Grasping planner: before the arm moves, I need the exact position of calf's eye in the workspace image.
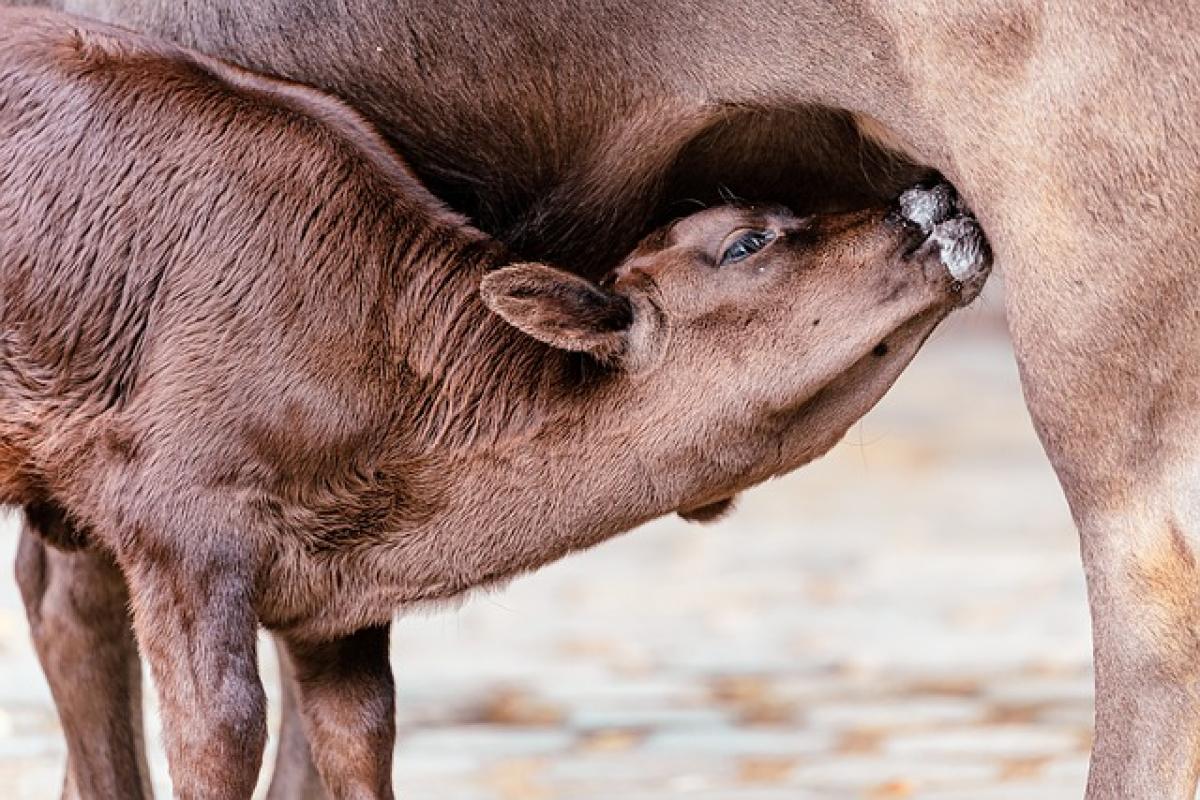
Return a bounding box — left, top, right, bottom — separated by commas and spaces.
720, 230, 775, 265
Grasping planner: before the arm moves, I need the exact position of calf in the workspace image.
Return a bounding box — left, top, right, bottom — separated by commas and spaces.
6, 1, 1200, 796
0, 8, 989, 798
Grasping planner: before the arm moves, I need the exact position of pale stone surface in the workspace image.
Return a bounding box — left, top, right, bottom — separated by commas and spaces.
884, 726, 1081, 759
0, 308, 1101, 798
790, 755, 997, 788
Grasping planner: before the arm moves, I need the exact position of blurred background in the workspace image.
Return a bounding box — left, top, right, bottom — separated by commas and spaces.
0, 279, 1093, 799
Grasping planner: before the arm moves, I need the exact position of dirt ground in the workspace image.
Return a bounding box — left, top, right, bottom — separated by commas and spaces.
0, 285, 1095, 799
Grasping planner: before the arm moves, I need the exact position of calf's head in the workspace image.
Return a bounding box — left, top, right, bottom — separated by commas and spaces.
480, 183, 989, 518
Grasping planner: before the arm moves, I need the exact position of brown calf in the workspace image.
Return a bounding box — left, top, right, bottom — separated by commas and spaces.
26, 1, 1200, 796
4, 1, 1200, 794
0, 8, 989, 798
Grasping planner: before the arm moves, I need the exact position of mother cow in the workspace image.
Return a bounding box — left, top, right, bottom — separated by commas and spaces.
6, 1, 1199, 798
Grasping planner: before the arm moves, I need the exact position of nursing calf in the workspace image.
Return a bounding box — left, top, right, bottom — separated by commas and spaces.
0, 9, 988, 798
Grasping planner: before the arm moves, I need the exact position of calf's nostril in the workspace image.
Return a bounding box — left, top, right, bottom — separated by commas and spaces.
872, 342, 889, 357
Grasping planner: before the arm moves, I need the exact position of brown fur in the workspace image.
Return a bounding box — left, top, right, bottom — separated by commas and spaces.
6, 0, 1200, 797
0, 9, 983, 797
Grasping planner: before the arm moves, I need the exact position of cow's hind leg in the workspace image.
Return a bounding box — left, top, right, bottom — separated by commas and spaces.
14, 511, 153, 800
875, 2, 1200, 791
985, 142, 1200, 798
1015, 327, 1200, 799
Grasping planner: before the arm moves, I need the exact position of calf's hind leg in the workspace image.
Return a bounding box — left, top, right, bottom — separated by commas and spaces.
14, 512, 153, 800
16, 512, 337, 799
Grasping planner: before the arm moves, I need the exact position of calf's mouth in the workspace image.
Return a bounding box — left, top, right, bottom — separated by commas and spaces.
800, 181, 993, 443
894, 181, 992, 306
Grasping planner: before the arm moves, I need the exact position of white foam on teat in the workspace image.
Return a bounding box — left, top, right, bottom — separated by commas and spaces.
930, 217, 987, 280
898, 184, 955, 232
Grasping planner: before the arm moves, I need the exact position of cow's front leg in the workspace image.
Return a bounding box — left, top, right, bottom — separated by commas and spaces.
277, 625, 396, 800
14, 515, 153, 800
122, 531, 267, 799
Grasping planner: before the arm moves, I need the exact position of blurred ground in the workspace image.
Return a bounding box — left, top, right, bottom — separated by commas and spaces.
0, 284, 1094, 799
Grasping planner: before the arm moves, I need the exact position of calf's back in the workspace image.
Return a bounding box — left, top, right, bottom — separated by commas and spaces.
0, 9, 468, 517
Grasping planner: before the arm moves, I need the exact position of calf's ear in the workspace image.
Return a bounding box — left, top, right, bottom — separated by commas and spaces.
480, 263, 633, 360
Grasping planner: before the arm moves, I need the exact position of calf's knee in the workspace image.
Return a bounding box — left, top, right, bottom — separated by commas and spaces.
14, 523, 48, 622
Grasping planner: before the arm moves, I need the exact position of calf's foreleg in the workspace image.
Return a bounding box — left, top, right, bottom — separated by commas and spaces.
266, 635, 334, 800
119, 505, 267, 800
277, 625, 396, 800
